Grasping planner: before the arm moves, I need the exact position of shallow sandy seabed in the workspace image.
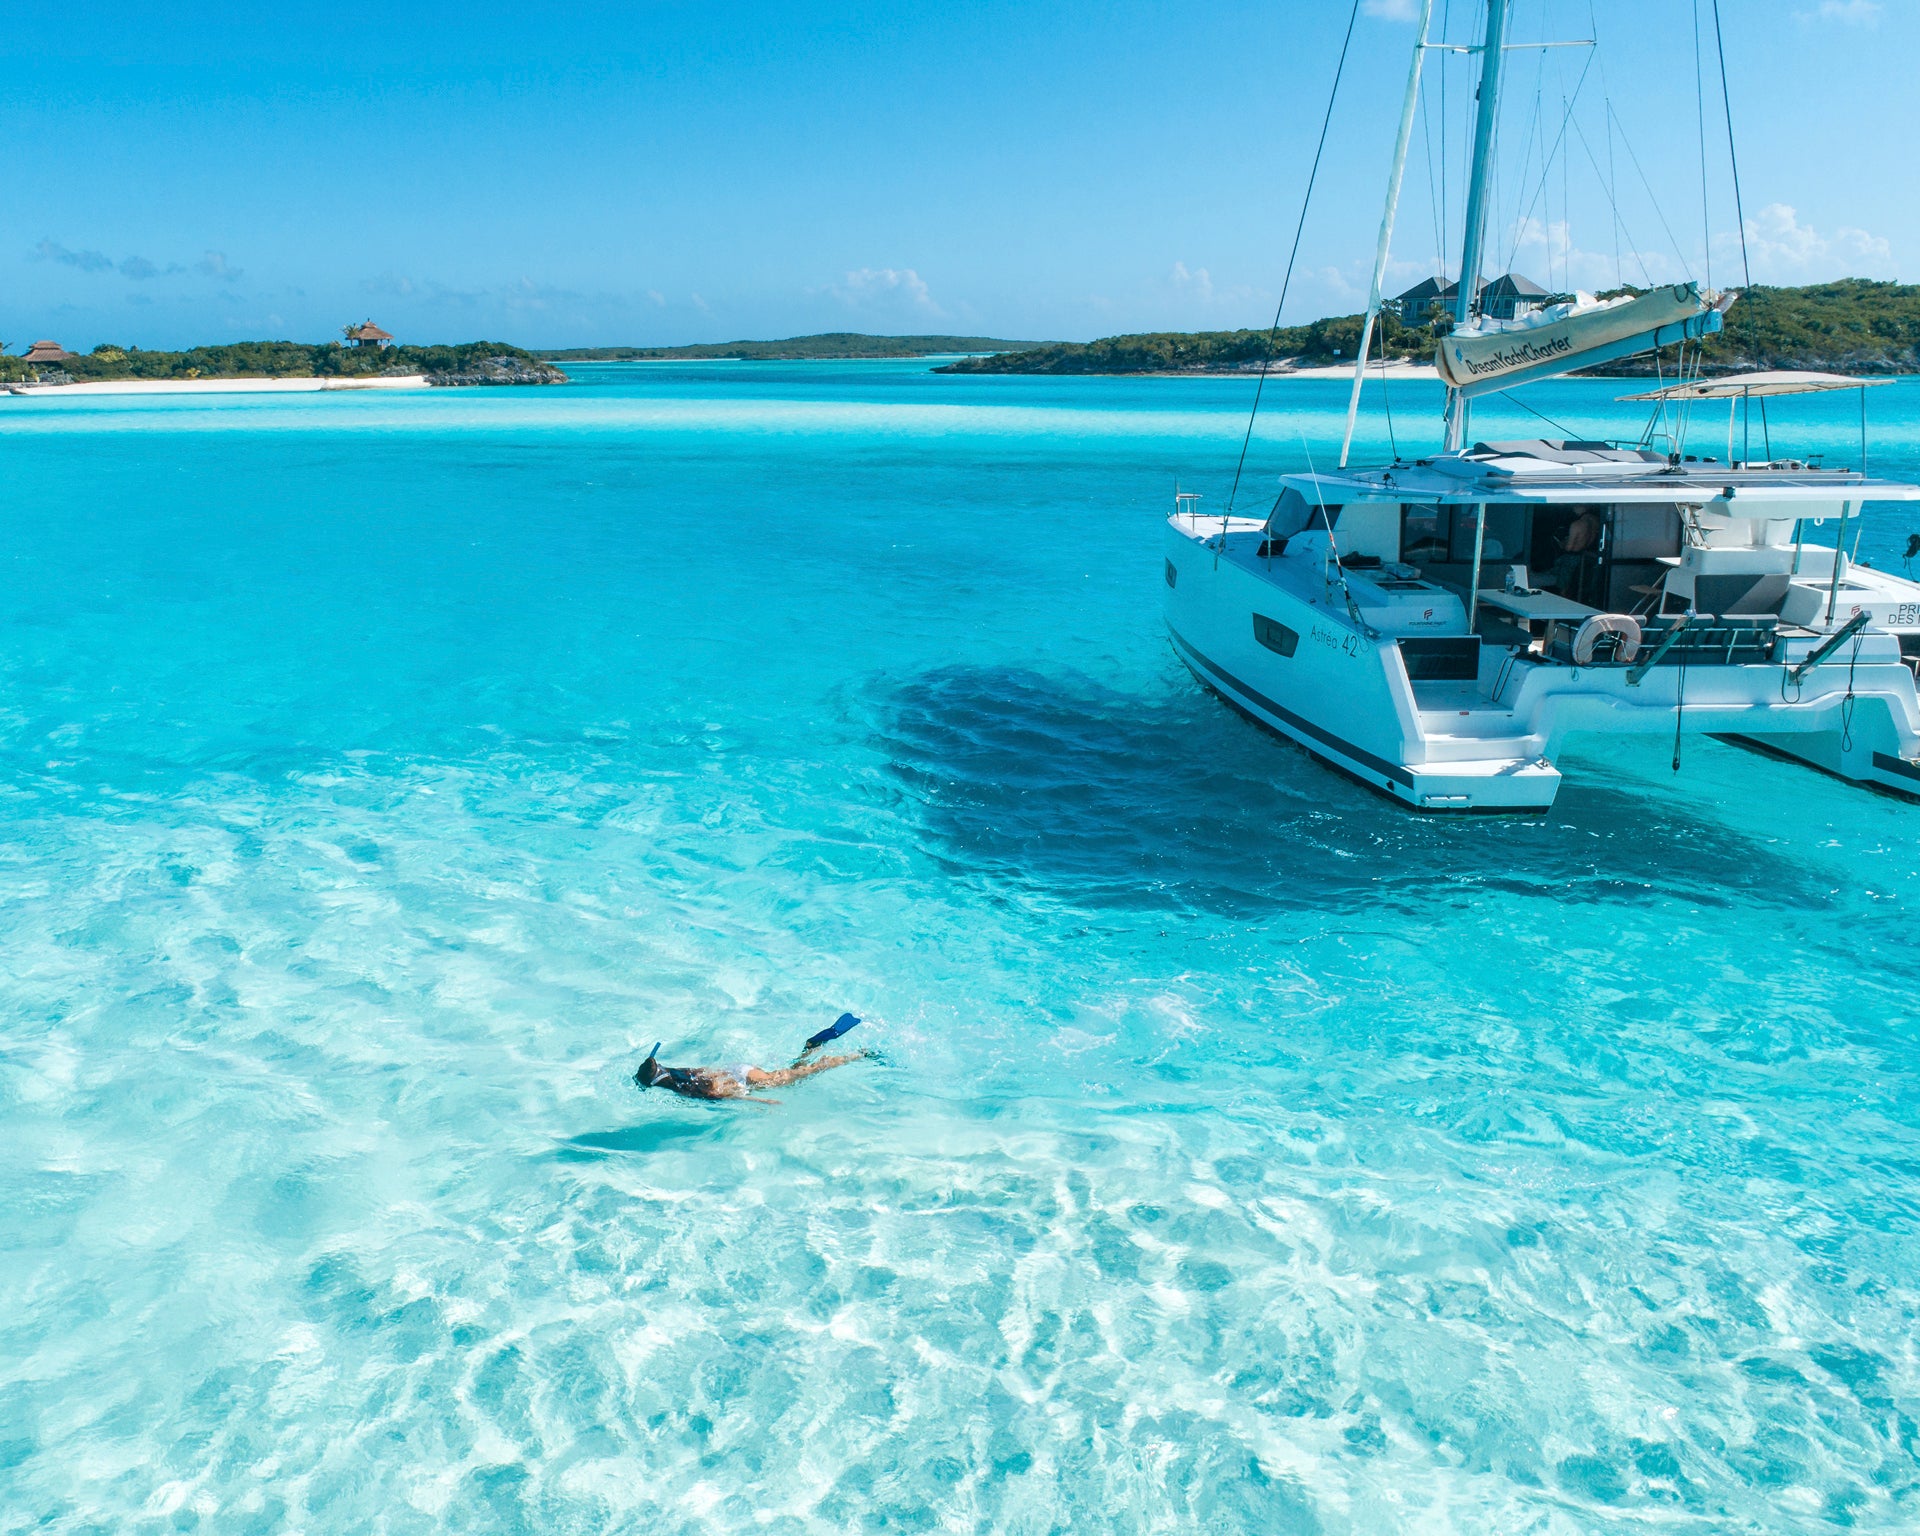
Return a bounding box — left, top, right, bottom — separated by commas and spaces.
2, 361, 1916, 1534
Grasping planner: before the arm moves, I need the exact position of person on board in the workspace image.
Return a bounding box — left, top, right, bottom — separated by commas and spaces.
634, 1014, 871, 1105
1547, 508, 1603, 599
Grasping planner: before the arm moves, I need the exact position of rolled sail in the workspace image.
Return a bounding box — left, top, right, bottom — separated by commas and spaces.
1436, 282, 1733, 397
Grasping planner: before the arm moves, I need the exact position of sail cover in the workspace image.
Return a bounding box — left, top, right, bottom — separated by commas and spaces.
1436, 283, 1733, 397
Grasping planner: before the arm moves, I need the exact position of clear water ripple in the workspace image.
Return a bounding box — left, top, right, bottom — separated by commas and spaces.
2, 362, 1918, 1532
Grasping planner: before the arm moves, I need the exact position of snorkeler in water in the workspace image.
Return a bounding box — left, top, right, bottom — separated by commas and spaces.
634, 1014, 870, 1105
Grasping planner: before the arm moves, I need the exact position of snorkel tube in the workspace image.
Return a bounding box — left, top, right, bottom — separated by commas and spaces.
634, 1041, 665, 1088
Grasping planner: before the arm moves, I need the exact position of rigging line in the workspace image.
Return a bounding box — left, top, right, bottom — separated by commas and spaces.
1606, 106, 1621, 287
1607, 101, 1693, 282
1840, 631, 1862, 754
1299, 435, 1371, 636
1376, 316, 1399, 461
1419, 46, 1445, 281
1499, 22, 1567, 279
1225, 0, 1363, 514
1501, 73, 1546, 278
1711, 0, 1753, 293
1497, 388, 1581, 438
1500, 50, 1597, 278
1439, 0, 1452, 275
1672, 658, 1686, 772
1561, 84, 1571, 294
1493, 13, 1552, 283
1569, 117, 1653, 286
1586, 0, 1623, 286
1691, 0, 1713, 293
1710, 0, 1768, 456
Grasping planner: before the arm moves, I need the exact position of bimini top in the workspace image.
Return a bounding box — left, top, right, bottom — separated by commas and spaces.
1278, 438, 1920, 506
1617, 370, 1898, 402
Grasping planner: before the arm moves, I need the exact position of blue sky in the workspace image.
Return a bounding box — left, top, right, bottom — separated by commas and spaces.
5, 0, 1913, 349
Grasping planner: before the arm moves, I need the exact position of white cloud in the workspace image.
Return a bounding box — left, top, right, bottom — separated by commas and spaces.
34, 238, 116, 273
119, 255, 185, 280
646, 289, 666, 307
1363, 0, 1419, 18
1170, 261, 1214, 303
197, 251, 243, 283
1168, 261, 1269, 316
33, 239, 196, 282
1312, 264, 1363, 301
1736, 202, 1893, 280
1506, 214, 1681, 291
829, 266, 943, 317
1494, 204, 1892, 294
1798, 0, 1879, 23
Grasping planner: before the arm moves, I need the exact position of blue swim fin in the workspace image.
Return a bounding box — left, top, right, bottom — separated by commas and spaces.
805, 1014, 861, 1051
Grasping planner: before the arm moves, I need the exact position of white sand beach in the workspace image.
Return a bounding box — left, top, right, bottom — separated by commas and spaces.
1266, 360, 1440, 381
5, 375, 430, 397
1125, 359, 1442, 381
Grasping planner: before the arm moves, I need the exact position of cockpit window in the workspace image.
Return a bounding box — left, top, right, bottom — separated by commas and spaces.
1269, 487, 1341, 538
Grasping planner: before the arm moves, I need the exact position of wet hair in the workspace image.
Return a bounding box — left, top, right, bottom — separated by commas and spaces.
634, 1041, 664, 1089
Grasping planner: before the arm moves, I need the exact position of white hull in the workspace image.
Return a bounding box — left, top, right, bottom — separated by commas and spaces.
1178, 0, 1920, 813
1165, 505, 1920, 813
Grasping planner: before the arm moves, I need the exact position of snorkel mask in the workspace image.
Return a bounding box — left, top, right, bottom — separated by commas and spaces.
634, 1042, 664, 1089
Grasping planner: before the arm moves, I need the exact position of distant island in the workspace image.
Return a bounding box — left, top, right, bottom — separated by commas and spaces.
2, 339, 566, 389
936, 313, 1430, 376
936, 280, 1920, 378
543, 332, 1044, 362
22, 282, 1908, 392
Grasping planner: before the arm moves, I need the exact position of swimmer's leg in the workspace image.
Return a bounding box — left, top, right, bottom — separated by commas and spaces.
747, 1051, 866, 1089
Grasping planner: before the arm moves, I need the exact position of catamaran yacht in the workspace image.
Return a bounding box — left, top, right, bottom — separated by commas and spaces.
1165, 0, 1920, 812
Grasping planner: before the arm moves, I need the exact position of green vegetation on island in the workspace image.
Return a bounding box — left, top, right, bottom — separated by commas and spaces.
936, 312, 1431, 375
935, 281, 1920, 377
1617, 279, 1920, 376
3, 340, 567, 387
543, 333, 1042, 362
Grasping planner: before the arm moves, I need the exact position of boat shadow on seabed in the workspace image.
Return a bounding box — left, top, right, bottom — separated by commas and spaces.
869, 662, 1837, 919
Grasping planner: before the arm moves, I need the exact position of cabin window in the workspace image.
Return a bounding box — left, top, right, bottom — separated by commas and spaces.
1252, 614, 1298, 657
1447, 504, 1527, 564
1402, 503, 1529, 566
1165, 559, 1178, 588
1610, 503, 1682, 559
1401, 506, 1448, 566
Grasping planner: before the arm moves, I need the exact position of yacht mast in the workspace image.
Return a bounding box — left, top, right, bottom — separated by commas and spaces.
1443, 0, 1514, 451
1338, 0, 1434, 469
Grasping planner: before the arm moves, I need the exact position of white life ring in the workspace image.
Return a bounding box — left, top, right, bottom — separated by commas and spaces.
1572, 613, 1642, 664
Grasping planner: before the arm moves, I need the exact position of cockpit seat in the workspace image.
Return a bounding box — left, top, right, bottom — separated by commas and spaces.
1662, 570, 1793, 618
1703, 572, 1792, 616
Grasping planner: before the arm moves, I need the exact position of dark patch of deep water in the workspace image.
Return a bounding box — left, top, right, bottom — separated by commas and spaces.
871, 663, 1839, 917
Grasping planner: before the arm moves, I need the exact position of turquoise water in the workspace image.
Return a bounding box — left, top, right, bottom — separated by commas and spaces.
3, 361, 1919, 1533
